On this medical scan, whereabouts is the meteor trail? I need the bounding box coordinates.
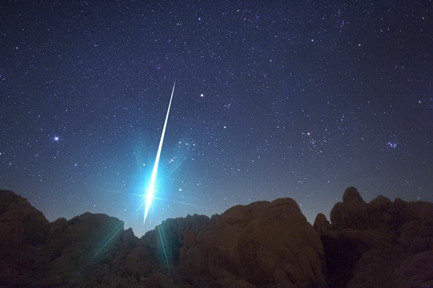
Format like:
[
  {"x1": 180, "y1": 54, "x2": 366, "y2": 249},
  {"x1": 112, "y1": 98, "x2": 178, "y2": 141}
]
[{"x1": 144, "y1": 82, "x2": 176, "y2": 223}]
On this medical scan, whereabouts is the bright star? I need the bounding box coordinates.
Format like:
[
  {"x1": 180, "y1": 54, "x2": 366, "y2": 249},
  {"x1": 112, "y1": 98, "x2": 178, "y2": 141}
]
[
  {"x1": 53, "y1": 136, "x2": 60, "y2": 142},
  {"x1": 386, "y1": 141, "x2": 398, "y2": 149}
]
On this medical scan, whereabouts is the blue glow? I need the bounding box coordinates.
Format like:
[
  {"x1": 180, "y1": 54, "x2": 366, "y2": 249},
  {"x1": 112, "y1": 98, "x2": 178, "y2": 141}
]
[
  {"x1": 387, "y1": 141, "x2": 398, "y2": 149},
  {"x1": 143, "y1": 82, "x2": 176, "y2": 223}
]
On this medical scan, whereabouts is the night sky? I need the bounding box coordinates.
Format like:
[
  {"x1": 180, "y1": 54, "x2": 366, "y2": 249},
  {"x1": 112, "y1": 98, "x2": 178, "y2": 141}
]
[{"x1": 1, "y1": 1, "x2": 432, "y2": 236}]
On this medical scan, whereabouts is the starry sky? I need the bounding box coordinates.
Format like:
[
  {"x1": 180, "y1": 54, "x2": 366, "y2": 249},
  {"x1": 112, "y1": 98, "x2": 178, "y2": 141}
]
[{"x1": 1, "y1": 1, "x2": 433, "y2": 236}]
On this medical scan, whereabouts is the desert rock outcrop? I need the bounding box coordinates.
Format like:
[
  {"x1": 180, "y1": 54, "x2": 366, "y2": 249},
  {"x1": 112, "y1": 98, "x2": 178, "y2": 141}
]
[
  {"x1": 1, "y1": 187, "x2": 432, "y2": 287},
  {"x1": 315, "y1": 186, "x2": 433, "y2": 288}
]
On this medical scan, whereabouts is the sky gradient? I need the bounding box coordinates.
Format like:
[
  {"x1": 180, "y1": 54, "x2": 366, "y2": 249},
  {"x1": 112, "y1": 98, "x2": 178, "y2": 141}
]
[{"x1": 1, "y1": 1, "x2": 432, "y2": 236}]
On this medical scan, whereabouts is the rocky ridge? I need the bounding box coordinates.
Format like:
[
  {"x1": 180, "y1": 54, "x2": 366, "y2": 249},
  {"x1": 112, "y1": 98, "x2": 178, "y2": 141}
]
[{"x1": 0, "y1": 187, "x2": 432, "y2": 287}]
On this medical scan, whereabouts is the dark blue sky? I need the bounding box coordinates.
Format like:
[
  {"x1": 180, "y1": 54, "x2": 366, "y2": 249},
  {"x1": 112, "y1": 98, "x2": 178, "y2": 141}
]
[{"x1": 1, "y1": 1, "x2": 432, "y2": 236}]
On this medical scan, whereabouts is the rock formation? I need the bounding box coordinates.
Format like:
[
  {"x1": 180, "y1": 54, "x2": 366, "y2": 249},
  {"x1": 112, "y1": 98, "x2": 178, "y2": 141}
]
[
  {"x1": 174, "y1": 198, "x2": 327, "y2": 287},
  {"x1": 314, "y1": 186, "x2": 433, "y2": 288},
  {"x1": 0, "y1": 190, "x2": 50, "y2": 286},
  {"x1": 1, "y1": 187, "x2": 432, "y2": 287}
]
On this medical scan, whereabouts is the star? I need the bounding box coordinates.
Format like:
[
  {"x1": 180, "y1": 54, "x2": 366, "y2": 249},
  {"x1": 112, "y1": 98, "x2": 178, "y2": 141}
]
[
  {"x1": 1, "y1": 0, "x2": 432, "y2": 238},
  {"x1": 386, "y1": 141, "x2": 398, "y2": 149}
]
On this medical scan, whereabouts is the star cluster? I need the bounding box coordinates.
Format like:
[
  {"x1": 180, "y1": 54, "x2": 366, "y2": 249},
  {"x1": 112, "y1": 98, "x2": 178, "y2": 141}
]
[{"x1": 1, "y1": 1, "x2": 432, "y2": 236}]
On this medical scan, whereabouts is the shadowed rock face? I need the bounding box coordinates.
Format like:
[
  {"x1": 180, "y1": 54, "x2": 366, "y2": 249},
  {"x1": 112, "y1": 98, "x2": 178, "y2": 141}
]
[
  {"x1": 0, "y1": 190, "x2": 50, "y2": 286},
  {"x1": 314, "y1": 186, "x2": 433, "y2": 288},
  {"x1": 175, "y1": 198, "x2": 328, "y2": 287},
  {"x1": 141, "y1": 198, "x2": 328, "y2": 287},
  {"x1": 1, "y1": 188, "x2": 432, "y2": 288}
]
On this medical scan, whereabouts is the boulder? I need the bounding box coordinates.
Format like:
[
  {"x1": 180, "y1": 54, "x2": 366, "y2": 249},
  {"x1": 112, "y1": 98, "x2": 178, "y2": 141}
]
[
  {"x1": 0, "y1": 189, "x2": 50, "y2": 286},
  {"x1": 175, "y1": 198, "x2": 328, "y2": 287},
  {"x1": 318, "y1": 187, "x2": 433, "y2": 288},
  {"x1": 44, "y1": 212, "x2": 130, "y2": 286}
]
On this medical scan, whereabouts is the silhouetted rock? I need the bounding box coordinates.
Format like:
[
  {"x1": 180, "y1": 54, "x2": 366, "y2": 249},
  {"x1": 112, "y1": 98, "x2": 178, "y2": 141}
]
[
  {"x1": 317, "y1": 187, "x2": 433, "y2": 288},
  {"x1": 172, "y1": 198, "x2": 328, "y2": 287},
  {"x1": 1, "y1": 188, "x2": 432, "y2": 287},
  {"x1": 44, "y1": 212, "x2": 126, "y2": 286},
  {"x1": 313, "y1": 213, "x2": 331, "y2": 234},
  {"x1": 342, "y1": 186, "x2": 364, "y2": 203},
  {"x1": 0, "y1": 189, "x2": 50, "y2": 287}
]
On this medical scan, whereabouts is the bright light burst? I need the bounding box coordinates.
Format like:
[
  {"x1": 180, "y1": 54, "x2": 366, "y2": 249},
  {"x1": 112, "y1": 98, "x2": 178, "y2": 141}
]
[{"x1": 143, "y1": 82, "x2": 176, "y2": 223}]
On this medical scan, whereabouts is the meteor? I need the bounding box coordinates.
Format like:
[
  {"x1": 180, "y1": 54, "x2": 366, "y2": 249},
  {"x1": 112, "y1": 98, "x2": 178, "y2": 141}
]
[{"x1": 144, "y1": 82, "x2": 176, "y2": 223}]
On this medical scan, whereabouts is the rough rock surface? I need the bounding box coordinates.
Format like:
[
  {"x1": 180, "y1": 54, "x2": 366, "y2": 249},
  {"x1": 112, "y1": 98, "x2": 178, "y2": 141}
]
[
  {"x1": 178, "y1": 198, "x2": 327, "y2": 287},
  {"x1": 138, "y1": 198, "x2": 328, "y2": 287},
  {"x1": 1, "y1": 188, "x2": 432, "y2": 287},
  {"x1": 314, "y1": 186, "x2": 433, "y2": 288},
  {"x1": 0, "y1": 190, "x2": 50, "y2": 286}
]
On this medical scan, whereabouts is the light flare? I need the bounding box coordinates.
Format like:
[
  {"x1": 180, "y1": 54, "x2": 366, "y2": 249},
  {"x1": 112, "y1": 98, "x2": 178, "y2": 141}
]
[{"x1": 144, "y1": 82, "x2": 176, "y2": 223}]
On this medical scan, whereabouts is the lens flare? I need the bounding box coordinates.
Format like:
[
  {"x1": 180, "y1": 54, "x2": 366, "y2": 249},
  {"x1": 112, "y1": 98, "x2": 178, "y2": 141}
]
[{"x1": 144, "y1": 82, "x2": 176, "y2": 223}]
